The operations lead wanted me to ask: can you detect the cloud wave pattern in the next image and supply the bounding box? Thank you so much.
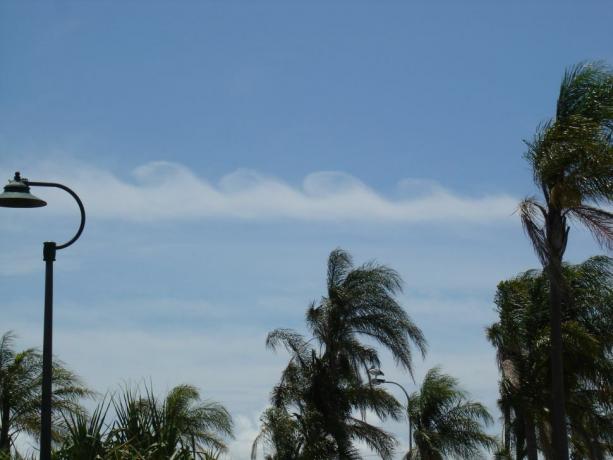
[2,161,518,223]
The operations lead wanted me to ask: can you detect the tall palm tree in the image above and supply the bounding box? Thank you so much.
[405,367,496,460]
[0,331,91,457]
[519,62,613,458]
[487,257,613,459]
[259,249,427,459]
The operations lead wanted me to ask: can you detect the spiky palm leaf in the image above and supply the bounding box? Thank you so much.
[55,400,111,459]
[109,383,233,459]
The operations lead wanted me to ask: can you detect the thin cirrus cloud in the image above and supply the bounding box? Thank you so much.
[2,161,518,223]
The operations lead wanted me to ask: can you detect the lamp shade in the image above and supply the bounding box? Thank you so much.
[368,367,384,377]
[0,172,47,208]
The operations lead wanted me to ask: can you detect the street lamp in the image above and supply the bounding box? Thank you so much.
[0,172,85,460]
[368,367,413,454]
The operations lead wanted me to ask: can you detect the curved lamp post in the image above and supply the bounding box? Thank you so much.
[0,172,85,460]
[369,368,413,454]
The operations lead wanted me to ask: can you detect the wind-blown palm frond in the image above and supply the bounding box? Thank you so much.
[557,62,613,127]
[567,205,613,250]
[347,417,397,459]
[327,248,354,290]
[266,329,311,368]
[346,385,402,422]
[518,197,549,266]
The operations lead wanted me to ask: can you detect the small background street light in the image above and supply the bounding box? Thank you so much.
[368,367,414,454]
[0,172,86,460]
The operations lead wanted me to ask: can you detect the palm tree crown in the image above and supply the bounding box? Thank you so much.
[56,383,234,459]
[406,367,495,460]
[110,384,234,459]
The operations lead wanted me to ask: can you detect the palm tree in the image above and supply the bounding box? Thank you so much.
[487,257,613,459]
[518,62,613,458]
[487,270,548,460]
[109,383,234,459]
[54,384,234,460]
[0,331,91,457]
[251,407,303,460]
[54,401,112,459]
[259,249,427,458]
[405,367,495,460]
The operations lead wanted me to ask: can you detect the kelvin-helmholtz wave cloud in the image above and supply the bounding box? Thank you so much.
[2,160,517,223]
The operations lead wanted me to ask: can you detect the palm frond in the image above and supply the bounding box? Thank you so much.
[265,328,310,368]
[346,384,403,422]
[567,205,613,250]
[557,61,613,125]
[518,197,549,265]
[347,417,398,459]
[327,248,353,290]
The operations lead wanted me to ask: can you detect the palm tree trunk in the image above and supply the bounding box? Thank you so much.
[514,415,526,459]
[503,405,511,454]
[545,208,570,460]
[331,421,352,458]
[524,417,538,460]
[0,398,10,454]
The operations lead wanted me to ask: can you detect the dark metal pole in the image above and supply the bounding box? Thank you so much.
[407,404,412,454]
[384,380,412,453]
[40,241,56,460]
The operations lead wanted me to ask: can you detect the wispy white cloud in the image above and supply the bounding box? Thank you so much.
[230,413,266,460]
[1,160,518,223]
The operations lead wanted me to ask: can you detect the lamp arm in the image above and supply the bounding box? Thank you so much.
[26,181,86,250]
[384,380,411,407]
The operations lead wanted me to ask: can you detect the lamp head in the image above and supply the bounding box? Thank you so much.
[368,367,384,377]
[0,172,47,208]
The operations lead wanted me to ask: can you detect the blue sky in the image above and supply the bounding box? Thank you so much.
[1,1,612,458]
